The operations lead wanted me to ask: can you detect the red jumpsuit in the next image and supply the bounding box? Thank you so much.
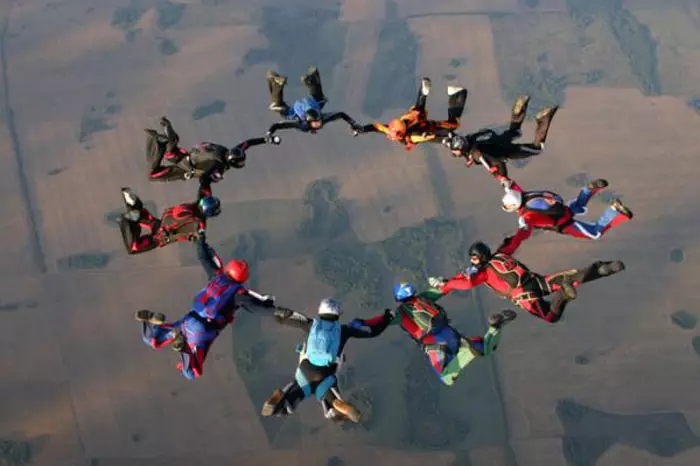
[497,175,631,241]
[438,229,618,323]
[119,178,212,255]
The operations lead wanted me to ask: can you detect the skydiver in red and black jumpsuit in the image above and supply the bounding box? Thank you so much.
[116,173,221,255]
[145,116,276,182]
[428,231,626,323]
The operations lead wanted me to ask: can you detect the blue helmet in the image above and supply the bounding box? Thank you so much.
[393,282,417,301]
[198,196,221,218]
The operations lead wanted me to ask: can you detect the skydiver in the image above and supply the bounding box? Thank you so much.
[373,282,517,386]
[428,231,626,324]
[262,299,393,423]
[116,173,219,255]
[266,67,359,136]
[353,77,468,151]
[442,95,558,177]
[497,173,633,241]
[145,116,279,182]
[135,237,276,380]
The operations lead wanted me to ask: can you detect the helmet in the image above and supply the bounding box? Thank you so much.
[393,282,417,301]
[502,191,523,212]
[226,148,246,169]
[468,242,492,263]
[223,259,249,282]
[305,108,321,121]
[318,298,342,317]
[198,196,221,218]
[388,119,407,140]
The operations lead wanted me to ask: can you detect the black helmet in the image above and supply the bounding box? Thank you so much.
[468,241,491,263]
[226,147,246,169]
[305,108,320,121]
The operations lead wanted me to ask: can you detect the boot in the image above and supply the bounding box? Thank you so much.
[332,399,361,423]
[534,106,559,144]
[121,187,143,211]
[421,77,432,96]
[301,66,325,103]
[261,388,283,417]
[610,198,633,219]
[488,309,517,329]
[597,260,625,277]
[171,331,185,352]
[587,179,608,191]
[267,71,288,112]
[510,95,531,129]
[447,86,468,123]
[135,310,166,325]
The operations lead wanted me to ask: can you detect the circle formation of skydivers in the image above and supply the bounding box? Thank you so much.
[118,67,634,425]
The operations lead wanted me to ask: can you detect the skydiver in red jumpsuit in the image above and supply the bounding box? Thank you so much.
[428,230,626,323]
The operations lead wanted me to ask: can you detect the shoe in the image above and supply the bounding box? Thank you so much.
[171,332,185,352]
[597,260,625,276]
[268,103,286,112]
[121,187,138,208]
[261,389,283,417]
[135,310,166,325]
[610,198,633,219]
[301,66,320,85]
[267,70,287,86]
[586,179,608,190]
[332,399,361,423]
[421,77,432,96]
[560,280,578,300]
[447,85,464,96]
[512,95,530,117]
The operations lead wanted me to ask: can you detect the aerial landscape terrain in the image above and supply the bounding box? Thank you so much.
[1,0,700,465]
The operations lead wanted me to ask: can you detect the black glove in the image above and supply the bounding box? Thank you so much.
[274,307,293,321]
[383,308,395,320]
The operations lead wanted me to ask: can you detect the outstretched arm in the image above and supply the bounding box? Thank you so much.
[496,227,531,256]
[322,111,358,129]
[344,309,395,339]
[354,122,384,135]
[431,270,487,295]
[267,120,303,135]
[196,237,223,280]
[272,307,313,333]
[197,171,214,200]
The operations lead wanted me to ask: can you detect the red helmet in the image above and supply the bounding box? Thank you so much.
[223,259,249,282]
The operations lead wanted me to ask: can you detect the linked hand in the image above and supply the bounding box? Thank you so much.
[428,276,446,288]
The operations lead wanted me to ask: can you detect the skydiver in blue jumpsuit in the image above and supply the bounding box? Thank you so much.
[135,237,276,380]
[261,299,394,423]
[265,66,360,137]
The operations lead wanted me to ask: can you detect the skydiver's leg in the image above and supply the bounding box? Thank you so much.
[267,70,290,115]
[534,106,559,145]
[504,143,543,160]
[508,95,531,134]
[545,261,626,290]
[446,86,468,125]
[517,295,571,324]
[301,66,327,108]
[414,77,431,110]
[262,380,306,417]
[567,179,608,214]
[317,377,361,423]
[178,340,213,380]
[117,214,158,254]
[561,201,632,240]
[135,310,175,348]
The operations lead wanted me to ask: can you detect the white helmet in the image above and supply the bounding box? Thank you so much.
[318,298,342,317]
[502,191,523,212]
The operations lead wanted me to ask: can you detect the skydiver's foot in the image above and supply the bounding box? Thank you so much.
[261,389,283,417]
[488,310,518,329]
[560,280,578,300]
[511,95,530,125]
[611,198,633,219]
[587,179,608,191]
[267,70,287,86]
[135,310,166,325]
[268,103,286,112]
[597,260,625,277]
[447,85,465,96]
[171,332,185,352]
[421,77,432,96]
[536,106,558,122]
[332,399,361,423]
[121,187,143,211]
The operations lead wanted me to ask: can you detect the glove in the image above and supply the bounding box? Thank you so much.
[265,134,281,145]
[501,178,513,189]
[383,308,395,320]
[428,276,446,288]
[211,171,224,182]
[259,295,275,306]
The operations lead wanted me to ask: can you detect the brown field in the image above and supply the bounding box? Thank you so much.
[3,1,700,465]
